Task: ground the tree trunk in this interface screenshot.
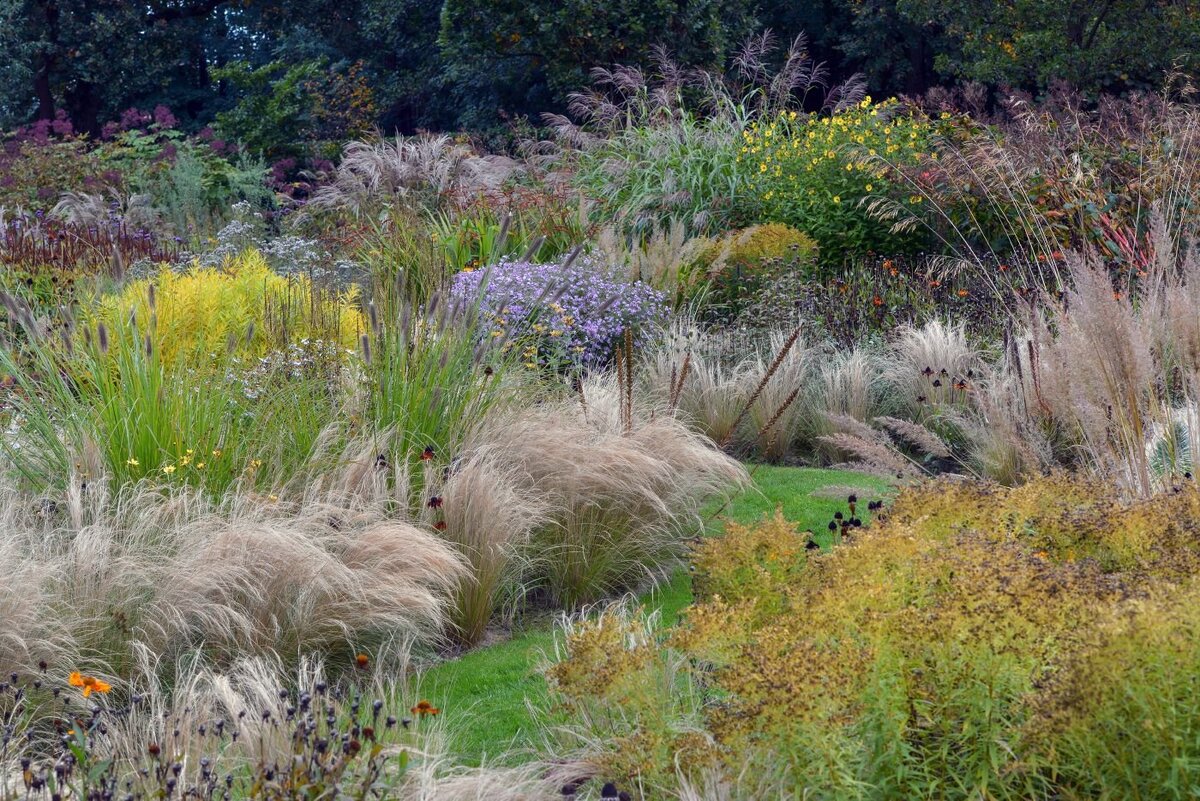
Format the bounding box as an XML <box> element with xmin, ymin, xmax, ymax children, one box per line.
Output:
<box><xmin>33</xmin><ymin>57</ymin><xmax>55</xmax><ymax>120</ymax></box>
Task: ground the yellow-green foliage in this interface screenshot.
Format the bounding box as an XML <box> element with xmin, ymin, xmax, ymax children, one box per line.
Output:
<box><xmin>689</xmin><ymin>223</ymin><xmax>818</xmax><ymax>314</ymax></box>
<box><xmin>546</xmin><ymin>607</ymin><xmax>721</xmax><ymax>792</ymax></box>
<box><xmin>549</xmin><ymin>475</ymin><xmax>1200</xmax><ymax>799</ymax></box>
<box><xmin>699</xmin><ymin>223</ymin><xmax>819</xmax><ymax>272</ymax></box>
<box><xmin>93</xmin><ymin>250</ymin><xmax>364</xmax><ymax>366</ymax></box>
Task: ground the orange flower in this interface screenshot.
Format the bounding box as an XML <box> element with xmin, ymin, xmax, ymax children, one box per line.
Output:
<box><xmin>354</xmin><ymin>653</ymin><xmax>370</xmax><ymax>669</ymax></box>
<box><xmin>957</xmin><ymin>289</ymin><xmax>969</xmax><ymax>297</ymax></box>
<box><xmin>411</xmin><ymin>700</ymin><xmax>440</xmax><ymax>716</ymax></box>
<box><xmin>872</xmin><ymin>296</ymin><xmax>883</xmax><ymax>307</ymax></box>
<box><xmin>68</xmin><ymin>671</ymin><xmax>111</xmax><ymax>698</ymax></box>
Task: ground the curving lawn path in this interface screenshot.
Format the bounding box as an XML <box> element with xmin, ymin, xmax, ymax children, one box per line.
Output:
<box><xmin>417</xmin><ymin>465</ymin><xmax>893</xmax><ymax>765</ymax></box>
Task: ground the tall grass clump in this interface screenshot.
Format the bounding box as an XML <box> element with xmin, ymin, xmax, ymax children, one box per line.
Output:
<box><xmin>549</xmin><ymin>33</ymin><xmax>866</xmax><ymax>237</ymax></box>
<box><xmin>0</xmin><ymin>290</ymin><xmax>342</xmax><ymax>495</ymax></box>
<box><xmin>309</xmin><ymin>134</ymin><xmax>522</xmax><ymax>218</ymax></box>
<box><xmin>0</xmin><ymin>479</ymin><xmax>466</xmax><ymax>682</ymax></box>
<box><xmin>897</xmin><ymin>84</ymin><xmax>1200</xmax><ymax>296</ymax></box>
<box><xmin>363</xmin><ymin>291</ymin><xmax>521</xmax><ymax>506</ymax></box>
<box><xmin>470</xmin><ymin>377</ymin><xmax>747</xmax><ymax>608</ymax></box>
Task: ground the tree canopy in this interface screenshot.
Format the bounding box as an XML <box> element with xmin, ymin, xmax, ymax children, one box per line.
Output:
<box><xmin>0</xmin><ymin>0</ymin><xmax>1196</xmax><ymax>138</ymax></box>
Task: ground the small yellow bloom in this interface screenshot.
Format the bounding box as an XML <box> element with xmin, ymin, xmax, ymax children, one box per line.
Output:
<box><xmin>162</xmin><ymin>464</ymin><xmax>176</xmax><ymax>475</ymax></box>
<box><xmin>126</xmin><ymin>457</ymin><xmax>139</xmax><ymax>467</ymax></box>
<box><xmin>832</xmin><ymin>196</ymin><xmax>841</xmax><ymax>204</ymax></box>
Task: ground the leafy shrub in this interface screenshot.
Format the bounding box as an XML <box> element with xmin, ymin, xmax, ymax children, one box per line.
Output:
<box><xmin>213</xmin><ymin>59</ymin><xmax>377</xmax><ymax>161</ymax></box>
<box><xmin>1</xmin><ymin>110</ymin><xmax>270</xmax><ymax>237</ymax></box>
<box><xmin>739</xmin><ymin>98</ymin><xmax>931</xmax><ymax>262</ymax></box>
<box><xmin>93</xmin><ymin>250</ymin><xmax>364</xmax><ymax>366</ymax></box>
<box><xmin>548</xmin><ymin>475</ymin><xmax>1200</xmax><ymax>798</ymax></box>
<box><xmin>0</xmin><ymin>123</ymin><xmax>119</xmax><ymax>211</ymax></box>
<box><xmin>449</xmin><ymin>258</ymin><xmax>668</xmax><ymax>369</ymax></box>
<box><xmin>690</xmin><ymin>223</ymin><xmax>818</xmax><ymax>321</ymax></box>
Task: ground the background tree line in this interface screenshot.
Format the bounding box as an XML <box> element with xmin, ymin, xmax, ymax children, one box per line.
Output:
<box><xmin>0</xmin><ymin>0</ymin><xmax>1196</xmax><ymax>152</ymax></box>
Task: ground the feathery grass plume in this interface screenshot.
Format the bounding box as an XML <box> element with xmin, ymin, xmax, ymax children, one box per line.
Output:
<box><xmin>884</xmin><ymin>319</ymin><xmax>980</xmax><ymax>417</ymax></box>
<box><xmin>805</xmin><ymin>345</ymin><xmax>888</xmax><ymax>461</ymax></box>
<box><xmin>642</xmin><ymin>317</ymin><xmax>751</xmax><ymax>449</ymax></box>
<box><xmin>435</xmin><ymin>453</ymin><xmax>548</xmax><ymax>647</ymax></box>
<box><xmin>817</xmin><ymin>414</ymin><xmax>925</xmax><ymax>479</ymax></box>
<box><xmin>550</xmin><ymin>33</ymin><xmax>864</xmax><ymax>237</ymax></box>
<box><xmin>1026</xmin><ymin>255</ymin><xmax>1157</xmax><ymax>494</ymax></box>
<box><xmin>468</xmin><ymin>378</ymin><xmax>746</xmax><ymax>607</ymax></box>
<box><xmin>367</xmin><ymin>300</ymin><xmax>380</xmax><ymax>337</ymax></box>
<box><xmin>309</xmin><ymin>134</ymin><xmax>523</xmax><ymax>218</ymax></box>
<box><xmin>0</xmin><ymin>480</ymin><xmax>466</xmax><ymax>677</ymax></box>
<box><xmin>874</xmin><ymin>416</ymin><xmax>952</xmax><ymax>459</ymax></box>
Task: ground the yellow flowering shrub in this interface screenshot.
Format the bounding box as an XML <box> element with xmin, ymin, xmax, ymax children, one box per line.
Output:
<box><xmin>738</xmin><ymin>97</ymin><xmax>932</xmax><ymax>261</ymax></box>
<box><xmin>548</xmin><ymin>475</ymin><xmax>1200</xmax><ymax>798</ymax></box>
<box><xmin>93</xmin><ymin>249</ymin><xmax>364</xmax><ymax>367</ymax></box>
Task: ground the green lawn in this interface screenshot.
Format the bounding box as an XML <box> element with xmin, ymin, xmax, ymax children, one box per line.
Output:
<box><xmin>417</xmin><ymin>464</ymin><xmax>892</xmax><ymax>764</ymax></box>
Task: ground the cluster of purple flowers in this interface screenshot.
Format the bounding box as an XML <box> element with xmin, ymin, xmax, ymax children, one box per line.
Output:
<box><xmin>101</xmin><ymin>105</ymin><xmax>178</xmax><ymax>139</ymax></box>
<box><xmin>450</xmin><ymin>258</ymin><xmax>667</xmax><ymax>369</ymax></box>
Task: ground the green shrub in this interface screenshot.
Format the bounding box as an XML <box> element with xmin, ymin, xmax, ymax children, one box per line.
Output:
<box><xmin>690</xmin><ymin>223</ymin><xmax>818</xmax><ymax>321</ymax></box>
<box><xmin>738</xmin><ymin>98</ymin><xmax>931</xmax><ymax>264</ymax></box>
<box><xmin>547</xmin><ymin>474</ymin><xmax>1200</xmax><ymax>799</ymax></box>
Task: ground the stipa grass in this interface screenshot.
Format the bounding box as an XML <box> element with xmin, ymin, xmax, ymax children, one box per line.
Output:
<box><xmin>0</xmin><ymin>481</ymin><xmax>466</xmax><ymax>683</ymax></box>
<box><xmin>0</xmin><ymin>654</ymin><xmax>565</xmax><ymax>801</ymax></box>
<box><xmin>467</xmin><ymin>375</ymin><xmax>748</xmax><ymax>610</ymax></box>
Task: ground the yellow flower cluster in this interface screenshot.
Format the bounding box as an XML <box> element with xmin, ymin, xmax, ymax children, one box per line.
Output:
<box><xmin>737</xmin><ymin>97</ymin><xmax>931</xmax><ymax>253</ymax></box>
